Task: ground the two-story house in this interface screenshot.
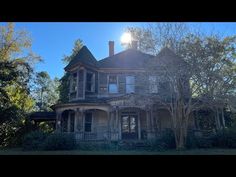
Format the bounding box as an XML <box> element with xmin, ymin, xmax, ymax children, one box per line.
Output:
<box><xmin>52</xmin><ymin>41</ymin><xmax>195</xmax><ymax>141</ymax></box>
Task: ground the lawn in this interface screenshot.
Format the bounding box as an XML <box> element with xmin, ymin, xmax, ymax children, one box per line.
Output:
<box><xmin>1</xmin><ymin>148</ymin><xmax>236</xmax><ymax>155</ymax></box>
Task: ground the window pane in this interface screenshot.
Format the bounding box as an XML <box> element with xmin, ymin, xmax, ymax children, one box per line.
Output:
<box><xmin>86</xmin><ymin>73</ymin><xmax>94</xmax><ymax>92</ymax></box>
<box><xmin>130</xmin><ymin>117</ymin><xmax>136</xmax><ymax>133</ymax></box>
<box><xmin>85</xmin><ymin>113</ymin><xmax>92</xmax><ymax>123</ymax></box>
<box><xmin>86</xmin><ymin>83</ymin><xmax>92</xmax><ymax>91</ymax></box>
<box><xmin>126</xmin><ymin>76</ymin><xmax>135</xmax><ymax>93</ymax></box>
<box><xmin>87</xmin><ymin>73</ymin><xmax>93</xmax><ymax>82</ymax></box>
<box><xmin>109</xmin><ymin>84</ymin><xmax>118</xmax><ymax>93</ymax></box>
<box><xmin>126</xmin><ymin>76</ymin><xmax>134</xmax><ymax>84</ymax></box>
<box><xmin>126</xmin><ymin>85</ymin><xmax>135</xmax><ymax>93</ymax></box>
<box><xmin>122</xmin><ymin>116</ymin><xmax>129</xmax><ymax>133</ymax></box>
<box><xmin>85</xmin><ymin>123</ymin><xmax>91</xmax><ymax>132</ymax></box>
<box><xmin>149</xmin><ymin>76</ymin><xmax>158</xmax><ymax>93</ymax></box>
<box><xmin>109</xmin><ymin>75</ymin><xmax>117</xmax><ymax>83</ymax></box>
<box><xmin>71</xmin><ymin>73</ymin><xmax>77</xmax><ymax>91</ymax></box>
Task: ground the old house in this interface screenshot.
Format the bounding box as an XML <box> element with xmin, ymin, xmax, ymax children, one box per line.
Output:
<box><xmin>48</xmin><ymin>41</ymin><xmax>197</xmax><ymax>141</ymax></box>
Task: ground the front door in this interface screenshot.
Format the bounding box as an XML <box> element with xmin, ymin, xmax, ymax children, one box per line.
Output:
<box><xmin>121</xmin><ymin>115</ymin><xmax>138</xmax><ymax>139</ymax></box>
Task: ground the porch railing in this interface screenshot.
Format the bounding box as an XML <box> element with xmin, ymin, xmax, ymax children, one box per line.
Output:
<box><xmin>74</xmin><ymin>131</ymin><xmax>119</xmax><ymax>141</ymax></box>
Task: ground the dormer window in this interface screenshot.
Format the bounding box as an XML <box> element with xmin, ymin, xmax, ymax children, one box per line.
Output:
<box><xmin>70</xmin><ymin>72</ymin><xmax>77</xmax><ymax>92</ymax></box>
<box><xmin>108</xmin><ymin>75</ymin><xmax>118</xmax><ymax>93</ymax></box>
<box><xmin>86</xmin><ymin>72</ymin><xmax>95</xmax><ymax>92</ymax></box>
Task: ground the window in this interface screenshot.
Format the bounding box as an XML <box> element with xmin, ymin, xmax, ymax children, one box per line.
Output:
<box><xmin>70</xmin><ymin>72</ymin><xmax>77</xmax><ymax>92</ymax></box>
<box><xmin>84</xmin><ymin>112</ymin><xmax>92</xmax><ymax>132</ymax></box>
<box><xmin>86</xmin><ymin>72</ymin><xmax>95</xmax><ymax>92</ymax></box>
<box><xmin>126</xmin><ymin>76</ymin><xmax>135</xmax><ymax>93</ymax></box>
<box><xmin>149</xmin><ymin>76</ymin><xmax>158</xmax><ymax>93</ymax></box>
<box><xmin>108</xmin><ymin>75</ymin><xmax>118</xmax><ymax>93</ymax></box>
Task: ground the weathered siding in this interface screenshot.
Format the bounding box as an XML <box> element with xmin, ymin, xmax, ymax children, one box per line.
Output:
<box><xmin>118</xmin><ymin>74</ymin><xmax>126</xmax><ymax>94</ymax></box>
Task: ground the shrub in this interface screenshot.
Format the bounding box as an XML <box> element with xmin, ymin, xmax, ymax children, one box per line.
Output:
<box><xmin>43</xmin><ymin>133</ymin><xmax>76</xmax><ymax>150</ymax></box>
<box><xmin>211</xmin><ymin>129</ymin><xmax>236</xmax><ymax>148</ymax></box>
<box><xmin>159</xmin><ymin>128</ymin><xmax>176</xmax><ymax>149</ymax></box>
<box><xmin>186</xmin><ymin>131</ymin><xmax>213</xmax><ymax>149</ymax></box>
<box><xmin>77</xmin><ymin>141</ymin><xmax>118</xmax><ymax>151</ymax></box>
<box><xmin>22</xmin><ymin>131</ymin><xmax>48</xmax><ymax>150</ymax></box>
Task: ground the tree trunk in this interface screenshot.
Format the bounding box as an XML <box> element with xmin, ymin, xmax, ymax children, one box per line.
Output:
<box><xmin>214</xmin><ymin>108</ymin><xmax>221</xmax><ymax>131</ymax></box>
<box><xmin>221</xmin><ymin>108</ymin><xmax>225</xmax><ymax>128</ymax></box>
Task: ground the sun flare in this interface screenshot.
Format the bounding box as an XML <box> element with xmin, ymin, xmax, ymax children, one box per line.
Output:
<box><xmin>120</xmin><ymin>32</ymin><xmax>132</xmax><ymax>44</ymax></box>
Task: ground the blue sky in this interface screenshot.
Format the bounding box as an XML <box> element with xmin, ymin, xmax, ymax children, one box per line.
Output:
<box><xmin>2</xmin><ymin>22</ymin><xmax>236</xmax><ymax>79</ymax></box>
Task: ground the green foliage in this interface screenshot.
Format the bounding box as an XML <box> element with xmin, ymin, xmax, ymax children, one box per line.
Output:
<box><xmin>62</xmin><ymin>39</ymin><xmax>83</xmax><ymax>64</ymax></box>
<box><xmin>58</xmin><ymin>73</ymin><xmax>70</xmax><ymax>103</ymax></box>
<box><xmin>159</xmin><ymin>128</ymin><xmax>176</xmax><ymax>149</ymax></box>
<box><xmin>186</xmin><ymin>131</ymin><xmax>213</xmax><ymax>149</ymax></box>
<box><xmin>38</xmin><ymin>122</ymin><xmax>54</xmax><ymax>133</ymax></box>
<box><xmin>77</xmin><ymin>141</ymin><xmax>118</xmax><ymax>151</ymax></box>
<box><xmin>0</xmin><ymin>23</ymin><xmax>41</xmax><ymax>147</ymax></box>
<box><xmin>22</xmin><ymin>131</ymin><xmax>48</xmax><ymax>150</ymax></box>
<box><xmin>211</xmin><ymin>129</ymin><xmax>236</xmax><ymax>148</ymax></box>
<box><xmin>43</xmin><ymin>133</ymin><xmax>76</xmax><ymax>150</ymax></box>
<box><xmin>33</xmin><ymin>71</ymin><xmax>59</xmax><ymax>111</ymax></box>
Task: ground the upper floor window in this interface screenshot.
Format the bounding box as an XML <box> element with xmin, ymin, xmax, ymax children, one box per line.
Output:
<box><xmin>108</xmin><ymin>75</ymin><xmax>118</xmax><ymax>93</ymax></box>
<box><xmin>70</xmin><ymin>72</ymin><xmax>77</xmax><ymax>92</ymax></box>
<box><xmin>86</xmin><ymin>72</ymin><xmax>95</xmax><ymax>92</ymax></box>
<box><xmin>126</xmin><ymin>76</ymin><xmax>135</xmax><ymax>93</ymax></box>
<box><xmin>149</xmin><ymin>76</ymin><xmax>158</xmax><ymax>93</ymax></box>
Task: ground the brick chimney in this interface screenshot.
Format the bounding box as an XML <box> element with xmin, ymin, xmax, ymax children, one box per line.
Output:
<box><xmin>109</xmin><ymin>41</ymin><xmax>114</xmax><ymax>57</ymax></box>
<box><xmin>131</xmin><ymin>40</ymin><xmax>138</xmax><ymax>50</ymax></box>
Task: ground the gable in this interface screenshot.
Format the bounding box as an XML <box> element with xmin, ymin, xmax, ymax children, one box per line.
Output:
<box><xmin>65</xmin><ymin>46</ymin><xmax>98</xmax><ymax>71</ymax></box>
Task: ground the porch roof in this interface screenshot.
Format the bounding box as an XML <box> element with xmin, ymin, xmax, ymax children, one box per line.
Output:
<box><xmin>29</xmin><ymin>112</ymin><xmax>56</xmax><ymax>121</ymax></box>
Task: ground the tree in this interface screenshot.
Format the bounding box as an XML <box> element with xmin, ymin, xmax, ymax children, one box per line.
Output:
<box><xmin>34</xmin><ymin>71</ymin><xmax>59</xmax><ymax>111</ymax></box>
<box><xmin>34</xmin><ymin>71</ymin><xmax>51</xmax><ymax>111</ymax></box>
<box><xmin>62</xmin><ymin>39</ymin><xmax>83</xmax><ymax>64</ymax></box>
<box><xmin>128</xmin><ymin>23</ymin><xmax>236</xmax><ymax>149</ymax></box>
<box><xmin>59</xmin><ymin>39</ymin><xmax>83</xmax><ymax>103</ymax></box>
<box><xmin>178</xmin><ymin>34</ymin><xmax>236</xmax><ymax>131</ymax></box>
<box><xmin>125</xmin><ymin>23</ymin><xmax>189</xmax><ymax>55</ymax></box>
<box><xmin>0</xmin><ymin>23</ymin><xmax>41</xmax><ymax>147</ymax></box>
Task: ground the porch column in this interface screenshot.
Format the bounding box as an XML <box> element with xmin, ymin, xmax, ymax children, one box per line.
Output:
<box><xmin>150</xmin><ymin>106</ymin><xmax>155</xmax><ymax>132</ymax></box>
<box><xmin>74</xmin><ymin>108</ymin><xmax>80</xmax><ymax>132</ymax></box>
<box><xmin>138</xmin><ymin>110</ymin><xmax>141</xmax><ymax>140</ymax></box>
<box><xmin>81</xmin><ymin>109</ymin><xmax>85</xmax><ymax>132</ymax></box>
<box><xmin>108</xmin><ymin>111</ymin><xmax>112</xmax><ymax>132</ymax></box>
<box><xmin>56</xmin><ymin>111</ymin><xmax>62</xmax><ymax>132</ymax></box>
<box><xmin>146</xmin><ymin>107</ymin><xmax>155</xmax><ymax>139</ymax></box>
<box><xmin>146</xmin><ymin>108</ymin><xmax>151</xmax><ymax>131</ymax></box>
<box><xmin>116</xmin><ymin>107</ymin><xmax>121</xmax><ymax>140</ymax></box>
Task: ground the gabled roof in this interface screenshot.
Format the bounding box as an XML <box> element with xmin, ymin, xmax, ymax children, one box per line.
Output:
<box><xmin>64</xmin><ymin>46</ymin><xmax>98</xmax><ymax>71</ymax></box>
<box><xmin>98</xmin><ymin>49</ymin><xmax>154</xmax><ymax>69</ymax></box>
<box><xmin>155</xmin><ymin>47</ymin><xmax>187</xmax><ymax>65</ymax></box>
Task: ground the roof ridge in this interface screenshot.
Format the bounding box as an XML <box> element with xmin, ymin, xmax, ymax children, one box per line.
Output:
<box><xmin>99</xmin><ymin>48</ymin><xmax>154</xmax><ymax>62</ymax></box>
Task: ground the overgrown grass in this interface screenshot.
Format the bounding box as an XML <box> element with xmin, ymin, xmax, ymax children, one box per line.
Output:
<box><xmin>1</xmin><ymin>148</ymin><xmax>236</xmax><ymax>155</ymax></box>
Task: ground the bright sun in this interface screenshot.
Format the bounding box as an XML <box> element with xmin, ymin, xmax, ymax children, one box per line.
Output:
<box><xmin>120</xmin><ymin>32</ymin><xmax>132</xmax><ymax>44</ymax></box>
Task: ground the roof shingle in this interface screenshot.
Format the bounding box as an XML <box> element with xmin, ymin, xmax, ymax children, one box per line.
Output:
<box><xmin>64</xmin><ymin>46</ymin><xmax>98</xmax><ymax>71</ymax></box>
<box><xmin>98</xmin><ymin>49</ymin><xmax>154</xmax><ymax>69</ymax></box>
